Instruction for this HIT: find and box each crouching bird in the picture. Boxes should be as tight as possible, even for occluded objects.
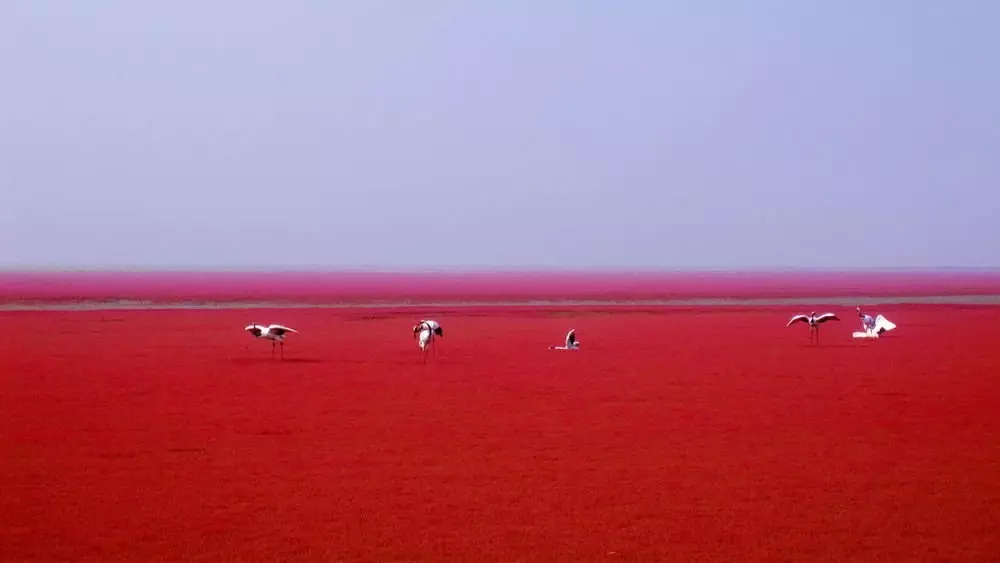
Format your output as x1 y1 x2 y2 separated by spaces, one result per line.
413 319 443 361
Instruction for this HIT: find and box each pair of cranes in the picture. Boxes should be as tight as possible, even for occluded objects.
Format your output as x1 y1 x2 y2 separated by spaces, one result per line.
786 306 896 343
242 319 446 361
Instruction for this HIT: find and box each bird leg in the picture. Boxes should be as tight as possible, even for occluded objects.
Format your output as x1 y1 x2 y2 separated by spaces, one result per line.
272 340 276 359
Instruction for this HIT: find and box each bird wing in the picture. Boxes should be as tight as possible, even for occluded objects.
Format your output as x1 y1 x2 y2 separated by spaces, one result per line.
566 329 576 346
267 324 297 335
815 313 839 323
786 315 809 327
874 315 896 333
433 326 443 337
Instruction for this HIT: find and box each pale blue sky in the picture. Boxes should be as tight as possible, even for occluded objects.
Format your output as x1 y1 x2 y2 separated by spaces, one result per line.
2 1 997 270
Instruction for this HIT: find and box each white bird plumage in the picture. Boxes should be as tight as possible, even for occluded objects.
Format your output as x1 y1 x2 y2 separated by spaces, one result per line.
244 323 298 359
412 319 443 361
786 311 839 344
853 306 897 339
857 306 877 333
873 314 896 335
549 329 580 350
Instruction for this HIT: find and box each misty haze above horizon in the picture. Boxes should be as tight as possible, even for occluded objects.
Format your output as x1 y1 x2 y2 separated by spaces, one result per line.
2 2 997 271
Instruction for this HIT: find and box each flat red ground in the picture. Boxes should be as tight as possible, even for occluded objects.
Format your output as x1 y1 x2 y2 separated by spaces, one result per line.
3 304 1000 561
4 270 1000 303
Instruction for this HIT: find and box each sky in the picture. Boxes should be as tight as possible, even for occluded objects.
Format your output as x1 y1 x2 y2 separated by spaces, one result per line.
1 1 998 271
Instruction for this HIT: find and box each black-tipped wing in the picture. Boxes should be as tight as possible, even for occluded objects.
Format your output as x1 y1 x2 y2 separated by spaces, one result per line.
433 326 443 337
268 324 297 336
566 329 576 346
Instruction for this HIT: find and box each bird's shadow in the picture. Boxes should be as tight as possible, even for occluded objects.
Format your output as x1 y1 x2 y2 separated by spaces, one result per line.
229 357 324 365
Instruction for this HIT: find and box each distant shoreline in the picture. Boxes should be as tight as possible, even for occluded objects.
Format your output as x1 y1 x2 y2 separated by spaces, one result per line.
3 295 1000 312
3 270 1000 309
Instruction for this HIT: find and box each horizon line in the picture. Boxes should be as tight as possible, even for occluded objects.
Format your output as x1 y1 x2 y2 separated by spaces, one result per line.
3 266 1000 275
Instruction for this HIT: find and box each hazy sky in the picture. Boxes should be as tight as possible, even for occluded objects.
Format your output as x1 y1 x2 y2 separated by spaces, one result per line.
2 1 998 270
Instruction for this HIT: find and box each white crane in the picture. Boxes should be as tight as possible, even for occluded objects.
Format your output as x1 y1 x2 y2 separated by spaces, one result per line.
412 319 443 361
549 328 580 350
857 306 877 334
853 306 897 339
786 312 839 344
244 323 298 359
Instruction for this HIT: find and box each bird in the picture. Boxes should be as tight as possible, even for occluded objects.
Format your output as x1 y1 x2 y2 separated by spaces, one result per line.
857 306 877 335
244 323 298 359
412 319 443 361
853 306 897 339
549 328 580 350
786 312 839 344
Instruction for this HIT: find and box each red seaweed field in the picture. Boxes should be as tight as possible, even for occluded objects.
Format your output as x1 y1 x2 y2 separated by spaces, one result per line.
3 270 1000 304
2 273 1000 561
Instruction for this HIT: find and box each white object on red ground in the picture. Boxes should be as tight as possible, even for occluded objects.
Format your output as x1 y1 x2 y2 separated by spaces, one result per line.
549 329 580 350
853 314 897 339
244 323 298 359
